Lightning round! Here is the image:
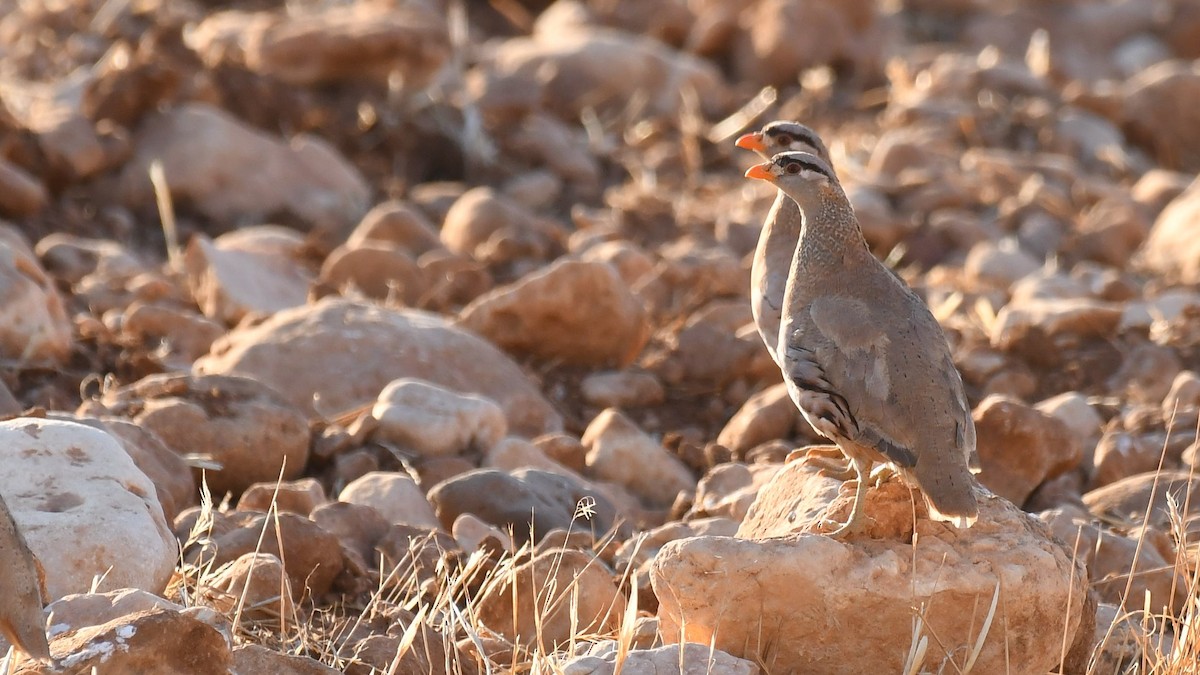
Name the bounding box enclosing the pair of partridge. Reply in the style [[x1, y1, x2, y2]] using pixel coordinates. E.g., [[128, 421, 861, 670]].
[[737, 122, 980, 538]]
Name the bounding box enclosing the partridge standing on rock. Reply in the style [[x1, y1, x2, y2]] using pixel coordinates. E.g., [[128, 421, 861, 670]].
[[744, 151, 980, 538], [736, 122, 832, 365]]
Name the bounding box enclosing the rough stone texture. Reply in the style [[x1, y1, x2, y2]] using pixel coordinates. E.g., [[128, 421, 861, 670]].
[[189, 4, 448, 88], [476, 549, 624, 649], [653, 463, 1088, 675], [459, 260, 649, 368], [309, 501, 390, 572], [0, 419, 176, 601], [183, 226, 313, 325], [563, 641, 760, 675], [195, 299, 561, 436], [27, 608, 232, 675], [1138, 173, 1200, 284], [0, 492, 49, 661], [0, 225, 71, 365], [238, 478, 327, 516], [201, 552, 293, 619], [690, 462, 782, 521], [1083, 471, 1200, 532], [119, 103, 369, 233], [186, 512, 343, 599], [1042, 507, 1187, 613], [370, 379, 507, 457], [338, 472, 439, 529], [428, 468, 625, 544], [1035, 392, 1103, 456], [1091, 430, 1162, 490], [79, 373, 310, 497], [44, 589, 181, 637], [581, 409, 696, 508], [973, 395, 1084, 506], [231, 644, 340, 675], [55, 414, 196, 524], [716, 383, 803, 455]]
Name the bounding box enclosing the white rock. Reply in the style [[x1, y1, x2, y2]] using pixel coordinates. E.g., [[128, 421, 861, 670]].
[[338, 471, 439, 529], [0, 225, 72, 365], [0, 419, 176, 600], [581, 409, 695, 508], [371, 378, 507, 456]]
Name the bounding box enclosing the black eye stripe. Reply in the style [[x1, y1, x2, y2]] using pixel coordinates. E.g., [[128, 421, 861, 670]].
[[766, 126, 820, 148], [779, 158, 830, 178]]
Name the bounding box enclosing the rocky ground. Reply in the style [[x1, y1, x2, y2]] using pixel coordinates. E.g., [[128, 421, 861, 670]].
[[0, 0, 1198, 673]]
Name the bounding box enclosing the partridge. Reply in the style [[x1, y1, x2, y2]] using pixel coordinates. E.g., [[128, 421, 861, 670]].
[[745, 151, 980, 538], [735, 122, 832, 365]]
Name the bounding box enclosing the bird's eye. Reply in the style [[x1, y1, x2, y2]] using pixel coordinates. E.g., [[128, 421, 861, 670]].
[[776, 134, 793, 146], [785, 162, 801, 175]]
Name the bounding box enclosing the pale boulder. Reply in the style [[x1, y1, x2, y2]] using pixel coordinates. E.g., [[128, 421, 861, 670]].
[[1138, 174, 1200, 284], [581, 409, 695, 508], [459, 260, 649, 368], [370, 378, 506, 457], [195, 299, 561, 436], [652, 463, 1089, 674], [183, 226, 312, 325], [0, 419, 176, 600], [119, 103, 369, 233], [338, 472, 439, 529]]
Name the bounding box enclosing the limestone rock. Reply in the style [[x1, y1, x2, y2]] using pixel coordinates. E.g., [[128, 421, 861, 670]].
[[183, 226, 312, 325], [79, 373, 310, 497], [369, 379, 507, 457], [581, 409, 695, 508], [338, 472, 439, 529], [563, 641, 760, 675], [459, 260, 649, 368], [0, 158, 46, 217], [30, 608, 231, 675], [346, 201, 442, 256], [201, 552, 293, 619], [580, 370, 665, 409], [0, 493, 49, 661], [690, 462, 782, 522], [0, 419, 176, 601], [472, 27, 729, 120], [990, 298, 1122, 353], [0, 225, 71, 365], [186, 512, 343, 599], [44, 589, 181, 637], [476, 549, 624, 648], [1042, 508, 1187, 613], [428, 469, 625, 544], [318, 243, 423, 304], [309, 501, 390, 572], [119, 103, 369, 234], [1083, 471, 1200, 532], [440, 187, 563, 263], [973, 395, 1084, 506], [652, 463, 1088, 674], [964, 239, 1042, 288], [238, 478, 327, 516], [1091, 431, 1161, 490], [1035, 392, 1103, 457], [195, 299, 561, 436], [189, 4, 448, 88], [1138, 174, 1200, 284], [716, 383, 804, 455]]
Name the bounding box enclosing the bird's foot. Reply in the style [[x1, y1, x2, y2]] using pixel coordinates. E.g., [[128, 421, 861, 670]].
[[786, 445, 854, 481], [868, 463, 898, 488]]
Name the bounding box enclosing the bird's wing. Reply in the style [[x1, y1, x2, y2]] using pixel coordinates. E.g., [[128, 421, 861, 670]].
[[781, 294, 922, 468]]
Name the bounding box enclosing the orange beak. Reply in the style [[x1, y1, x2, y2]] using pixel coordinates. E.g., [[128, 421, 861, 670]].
[[744, 163, 774, 181], [735, 132, 766, 153]]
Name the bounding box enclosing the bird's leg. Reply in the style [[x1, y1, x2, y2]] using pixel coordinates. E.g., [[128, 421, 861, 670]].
[[785, 444, 854, 480], [816, 458, 873, 539]]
